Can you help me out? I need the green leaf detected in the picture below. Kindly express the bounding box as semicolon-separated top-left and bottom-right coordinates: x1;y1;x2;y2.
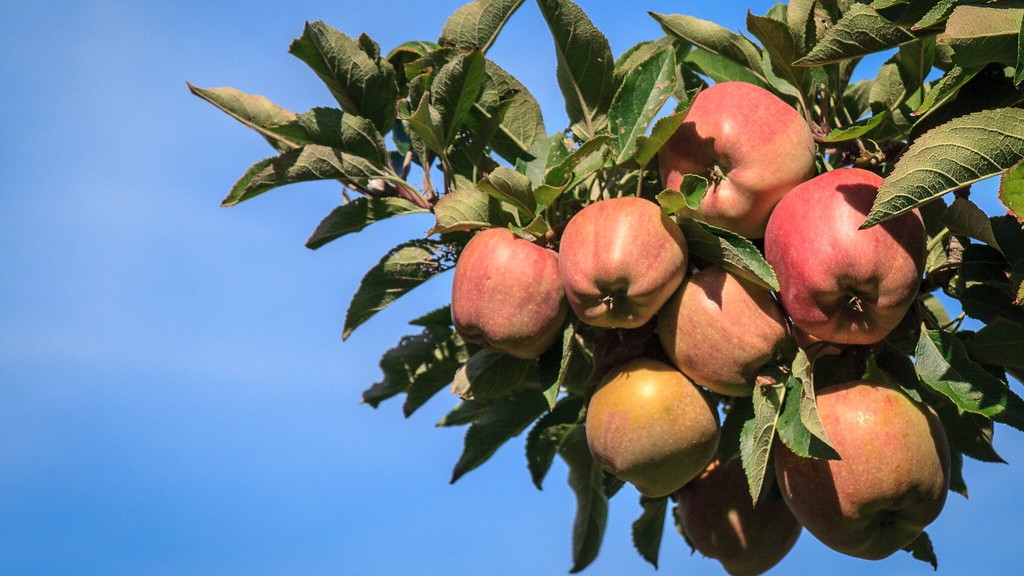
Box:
652;12;766;85
477;166;537;215
403;92;446;156
187;83;299;152
795;3;918;66
787;0;817;52
631;497;667;569
823;110;891;142
739;380;785;503
537;0;615;140
288;21;398;134
451;389;549;483
777;372;841;459
656;176;707;212
719;397;753;467
967;318;1024;368
558;426;609;574
476;58;547;163
449;347;535;400
1000;158;1024;222
222;145;384;207
864;107;1024;227
343;239;457;340
914;0;971;30
306;197;428;250
282;108;389;165
437;399;491;427
912;64;979;117
939;4;1024;69
676;219;780;291
543;134;611;188
915;327;1024;431
746;11;815;94
608;46;676;164
433;50;488;143
360;323;460;407
683;47;768;88
430;187;520;234
525;395;583;489
902;530;938;570
439;0;525;52
943;197;1003;250
634;107;688;168
403;331;469;417
933;402;1006;463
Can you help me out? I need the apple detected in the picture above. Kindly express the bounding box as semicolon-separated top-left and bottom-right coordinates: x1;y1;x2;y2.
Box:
657;265;791;397
676;457;802;576
657;81;817;238
450;227;568;359
773;380;950;560
585;356;719;498
558;196;688;329
764;167;926;345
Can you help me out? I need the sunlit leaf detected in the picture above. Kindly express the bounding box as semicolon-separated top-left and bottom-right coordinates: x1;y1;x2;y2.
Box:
439;0;525;52
188;84;299;152
676;219;779;291
915;327;1024;432
430;187;519;233
1000;158;1024;223
795;3;918;66
652;12;766;85
864;108;1024;227
537;0;614;139
739;379;785;503
433;50;488;143
939;4;1024;69
608;46;676;164
288;21;398;133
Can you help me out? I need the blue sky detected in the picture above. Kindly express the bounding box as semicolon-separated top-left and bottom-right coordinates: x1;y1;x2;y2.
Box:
1;1;1022;575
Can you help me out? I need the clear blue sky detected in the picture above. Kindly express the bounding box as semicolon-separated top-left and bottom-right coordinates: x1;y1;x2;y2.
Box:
1;1;1021;574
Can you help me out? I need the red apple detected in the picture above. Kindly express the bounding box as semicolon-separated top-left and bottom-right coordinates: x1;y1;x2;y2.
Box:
658;81;817;238
451;227;568;358
773;380;950;560
657;266;791;397
558;196;688;329
764;168;926;345
585;357;719;498
676;457;802;576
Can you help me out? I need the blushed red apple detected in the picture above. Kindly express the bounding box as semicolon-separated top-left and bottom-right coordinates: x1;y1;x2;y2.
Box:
764;168;926;345
585;357;719;498
658;81;817;238
676;457;802;576
450;227;568;358
773;380;950;560
657;266;791;397
558;196;688;329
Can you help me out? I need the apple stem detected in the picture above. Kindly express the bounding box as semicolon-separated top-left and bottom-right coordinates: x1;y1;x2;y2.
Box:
848;294;864;313
601;295;616;310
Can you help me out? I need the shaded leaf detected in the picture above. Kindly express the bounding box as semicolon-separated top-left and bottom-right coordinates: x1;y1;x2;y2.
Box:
402;92;446;156
537;0;615;139
631;497;667;569
747;11;816;94
403;331;470;417
865;108;1024;227
777;373;840;459
912;64;980;118
450;347;535;400
967;318;1024;369
942;197;1002;250
451;389;549;483
526;395;583;489
223;145;384;207
477;165;536;215
915;327;1024;431
558;426;609;573
439;0;525;52
343;239;458;340
306;197;428;250
437;398;492;427
676;219;780;291
476;58;547;163
933;402;1006;464
902;530;939;570
362;325;459;408
267;107;388;164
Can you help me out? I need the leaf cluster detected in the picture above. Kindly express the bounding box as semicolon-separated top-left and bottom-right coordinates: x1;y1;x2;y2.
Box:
192;0;1024;572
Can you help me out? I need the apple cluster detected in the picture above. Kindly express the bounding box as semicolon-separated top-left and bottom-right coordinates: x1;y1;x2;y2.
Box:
450;82;949;574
